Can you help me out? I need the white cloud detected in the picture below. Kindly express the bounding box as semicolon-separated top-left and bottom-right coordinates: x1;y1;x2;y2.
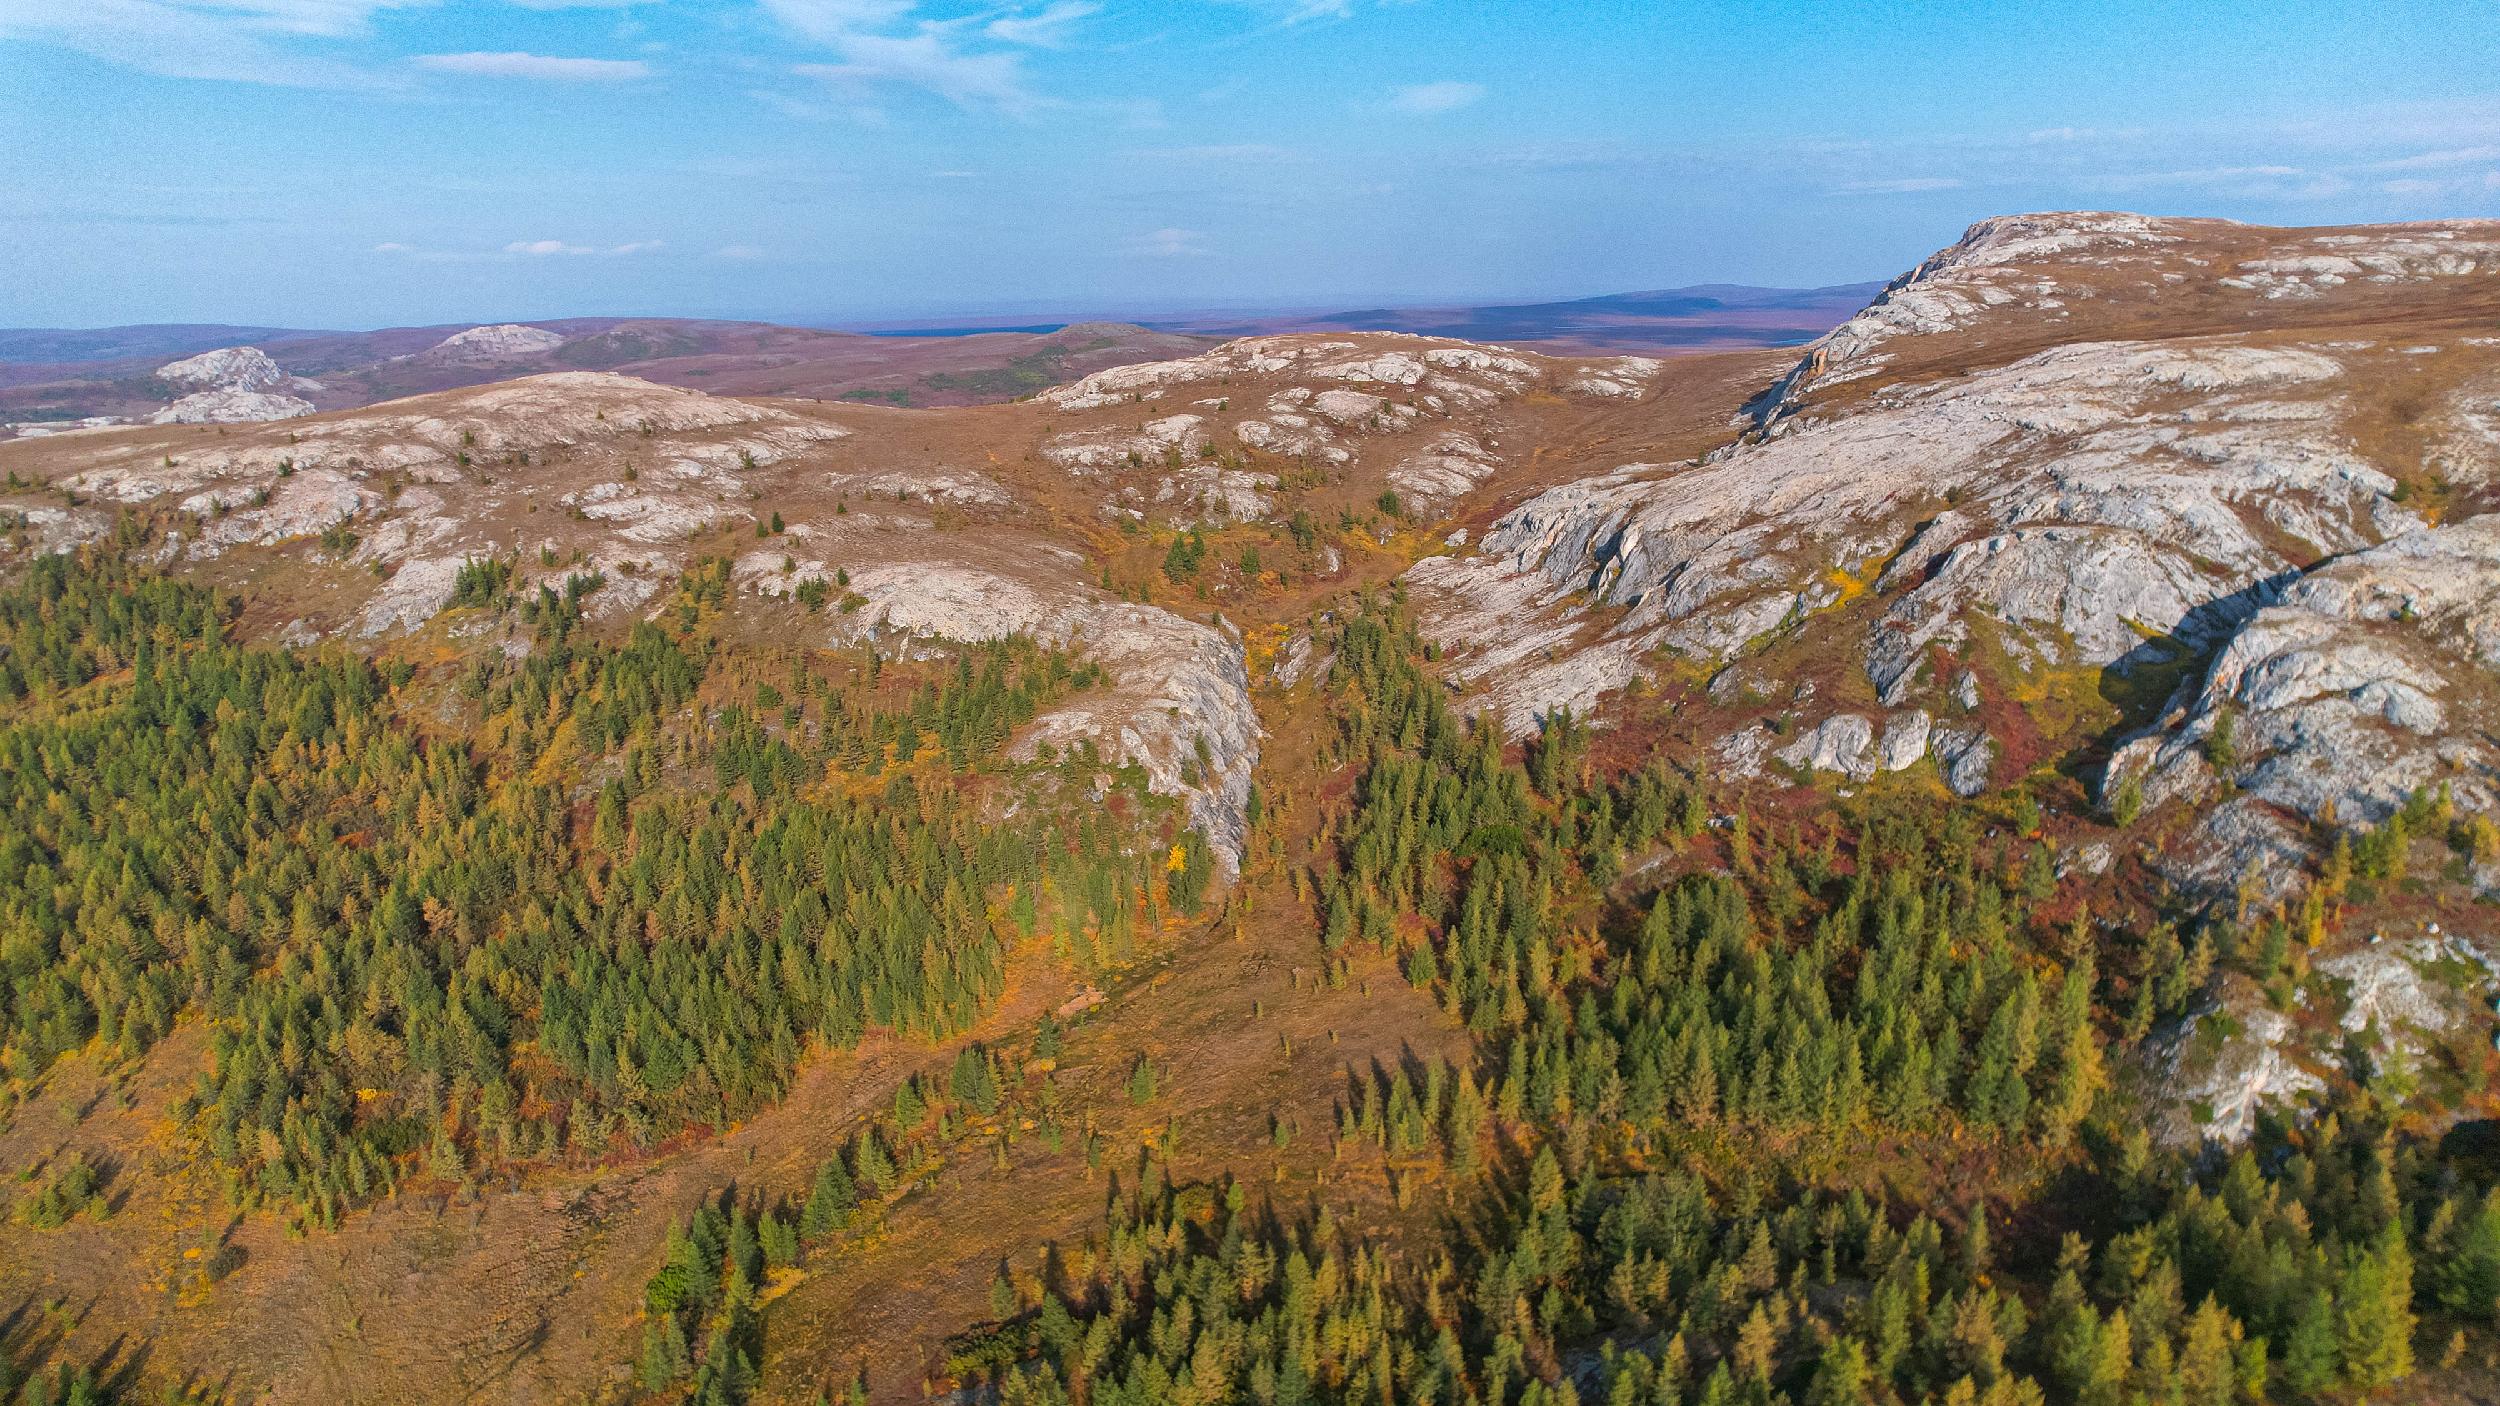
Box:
2167;164;2300;182
1387;80;1481;115
1253;0;1355;22
1833;176;1965;195
504;239;663;256
154;0;415;39
985;1;1098;47
414;51;652;80
2097;164;2301;189
1127;227;1206;258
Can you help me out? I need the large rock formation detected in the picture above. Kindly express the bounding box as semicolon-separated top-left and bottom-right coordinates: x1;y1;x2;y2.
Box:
150;345;316;424
416;324;570;364
1398;215;2500;898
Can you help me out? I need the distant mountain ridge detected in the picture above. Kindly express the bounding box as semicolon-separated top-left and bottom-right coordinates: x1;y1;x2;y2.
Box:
0;324;328;366
856;282;1885;352
0;318;1215;430
1270;281;1886;349
0;283;1875;431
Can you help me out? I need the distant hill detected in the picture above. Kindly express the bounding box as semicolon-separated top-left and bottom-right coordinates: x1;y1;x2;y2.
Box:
1145;282;1885;351
0;282;1878;431
0;317;1216;430
0;324;330;367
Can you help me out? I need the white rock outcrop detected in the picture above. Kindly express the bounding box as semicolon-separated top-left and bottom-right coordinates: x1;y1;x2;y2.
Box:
158;346;289;392
421;324;569;362
1408;328;2426;752
151;346;315;424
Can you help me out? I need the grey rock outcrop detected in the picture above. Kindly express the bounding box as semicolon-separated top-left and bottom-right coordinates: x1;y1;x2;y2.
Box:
2109;514;2500;895
1776;714;1876;780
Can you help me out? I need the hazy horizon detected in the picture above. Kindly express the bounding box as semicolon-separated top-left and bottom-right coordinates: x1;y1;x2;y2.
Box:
0;277;1897;339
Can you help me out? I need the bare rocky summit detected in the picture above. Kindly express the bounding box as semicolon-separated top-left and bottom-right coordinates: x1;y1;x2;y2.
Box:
149;344;317;424
1401;215;2500;901
414;323;571;363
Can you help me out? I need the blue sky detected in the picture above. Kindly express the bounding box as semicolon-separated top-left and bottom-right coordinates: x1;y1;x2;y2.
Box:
4;0;2498;329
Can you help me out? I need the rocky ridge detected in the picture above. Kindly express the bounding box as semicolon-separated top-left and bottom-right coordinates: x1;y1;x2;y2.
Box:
1401;216;2500;895
1037;335;1637;523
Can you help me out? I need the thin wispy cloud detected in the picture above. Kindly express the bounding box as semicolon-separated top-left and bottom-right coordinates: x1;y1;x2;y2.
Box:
1127;143;1305;165
2375;145;2500;171
0;0;404;86
795;39;1030;112
748;89;881;123
1127;227;1207;258
1248;0;1357;23
985;2;1100;48
2376;170;2500;198
1387;80;1481;115
415;52;652;81
2113;164;2302;186
1834;176;1965;195
504;238;665;256
2024;126;2147;144
767;0;1040;113
758;0;917;43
